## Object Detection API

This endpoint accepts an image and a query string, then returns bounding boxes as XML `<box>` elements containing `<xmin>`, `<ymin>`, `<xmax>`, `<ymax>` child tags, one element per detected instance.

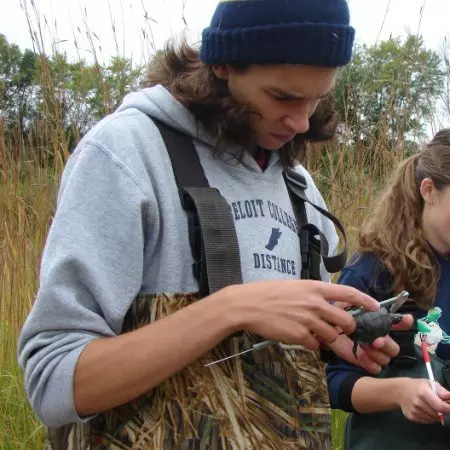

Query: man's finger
<box><xmin>318</xmin><ymin>283</ymin><xmax>379</xmax><ymax>312</ymax></box>
<box><xmin>306</xmin><ymin>316</ymin><xmax>340</xmax><ymax>344</ymax></box>
<box><xmin>320</xmin><ymin>303</ymin><xmax>357</xmax><ymax>335</ymax></box>
<box><xmin>332</xmin><ymin>301</ymin><xmax>352</xmax><ymax>310</ymax></box>
<box><xmin>298</xmin><ymin>332</ymin><xmax>322</xmax><ymax>351</ymax></box>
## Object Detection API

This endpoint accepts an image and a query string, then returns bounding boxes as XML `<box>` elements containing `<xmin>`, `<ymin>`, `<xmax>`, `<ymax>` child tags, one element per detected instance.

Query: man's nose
<box><xmin>283</xmin><ymin>110</ymin><xmax>310</xmax><ymax>134</ymax></box>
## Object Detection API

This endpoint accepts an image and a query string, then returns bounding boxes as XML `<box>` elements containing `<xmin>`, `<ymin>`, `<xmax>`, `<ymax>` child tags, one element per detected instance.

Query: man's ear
<box><xmin>212</xmin><ymin>64</ymin><xmax>230</xmax><ymax>80</ymax></box>
<box><xmin>420</xmin><ymin>178</ymin><xmax>436</xmax><ymax>204</ymax></box>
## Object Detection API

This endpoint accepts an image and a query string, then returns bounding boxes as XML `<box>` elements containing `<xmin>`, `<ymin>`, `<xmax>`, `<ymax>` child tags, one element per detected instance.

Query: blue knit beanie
<box><xmin>201</xmin><ymin>0</ymin><xmax>355</xmax><ymax>67</ymax></box>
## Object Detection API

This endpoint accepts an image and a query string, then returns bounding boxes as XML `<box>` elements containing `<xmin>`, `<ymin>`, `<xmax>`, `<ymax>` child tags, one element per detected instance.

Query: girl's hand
<box><xmin>397</xmin><ymin>378</ymin><xmax>450</xmax><ymax>424</ymax></box>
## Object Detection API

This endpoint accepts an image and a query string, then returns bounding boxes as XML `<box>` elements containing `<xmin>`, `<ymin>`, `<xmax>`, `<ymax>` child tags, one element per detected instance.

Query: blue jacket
<box><xmin>326</xmin><ymin>251</ymin><xmax>450</xmax><ymax>412</ymax></box>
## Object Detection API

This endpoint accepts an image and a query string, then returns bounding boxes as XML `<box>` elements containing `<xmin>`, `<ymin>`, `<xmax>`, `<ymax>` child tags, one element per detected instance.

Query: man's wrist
<box><xmin>203</xmin><ymin>284</ymin><xmax>247</xmax><ymax>336</ymax></box>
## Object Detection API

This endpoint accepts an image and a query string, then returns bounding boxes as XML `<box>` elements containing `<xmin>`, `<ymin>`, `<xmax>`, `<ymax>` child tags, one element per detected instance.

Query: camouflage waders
<box><xmin>46</xmin><ymin>293</ymin><xmax>332</xmax><ymax>449</ymax></box>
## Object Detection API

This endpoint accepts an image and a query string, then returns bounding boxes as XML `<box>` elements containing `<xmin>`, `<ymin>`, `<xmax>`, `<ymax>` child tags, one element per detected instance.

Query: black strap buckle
<box><xmin>284</xmin><ymin>168</ymin><xmax>308</xmax><ymax>191</ymax></box>
<box><xmin>179</xmin><ymin>188</ymin><xmax>208</xmax><ymax>294</ymax></box>
<box><xmin>179</xmin><ymin>187</ymin><xmax>196</xmax><ymax>211</ymax></box>
<box><xmin>300</xmin><ymin>226</ymin><xmax>322</xmax><ymax>280</ymax></box>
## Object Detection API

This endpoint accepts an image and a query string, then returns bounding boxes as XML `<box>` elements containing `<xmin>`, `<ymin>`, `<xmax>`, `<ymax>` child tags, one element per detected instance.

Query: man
<box><xmin>18</xmin><ymin>1</ymin><xmax>410</xmax><ymax>448</ymax></box>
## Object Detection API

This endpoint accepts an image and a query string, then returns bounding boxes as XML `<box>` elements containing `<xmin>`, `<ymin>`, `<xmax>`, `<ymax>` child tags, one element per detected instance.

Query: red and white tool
<box><xmin>420</xmin><ymin>333</ymin><xmax>445</xmax><ymax>426</ymax></box>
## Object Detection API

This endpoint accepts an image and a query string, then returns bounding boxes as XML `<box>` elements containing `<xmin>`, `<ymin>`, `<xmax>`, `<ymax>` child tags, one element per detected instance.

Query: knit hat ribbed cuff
<box><xmin>201</xmin><ymin>22</ymin><xmax>355</xmax><ymax>67</ymax></box>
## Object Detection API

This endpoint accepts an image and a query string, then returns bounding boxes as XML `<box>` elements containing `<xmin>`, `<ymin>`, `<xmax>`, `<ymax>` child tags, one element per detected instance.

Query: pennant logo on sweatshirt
<box><xmin>265</xmin><ymin>228</ymin><xmax>282</xmax><ymax>251</ymax></box>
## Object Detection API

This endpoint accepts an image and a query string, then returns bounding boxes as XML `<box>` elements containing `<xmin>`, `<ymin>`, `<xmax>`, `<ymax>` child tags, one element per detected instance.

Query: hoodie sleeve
<box><xmin>17</xmin><ymin>139</ymin><xmax>154</xmax><ymax>427</ymax></box>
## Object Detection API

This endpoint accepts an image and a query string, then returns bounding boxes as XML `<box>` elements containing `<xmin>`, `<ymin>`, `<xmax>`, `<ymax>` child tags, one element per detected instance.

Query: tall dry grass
<box><xmin>0</xmin><ymin>1</ymin><xmax>431</xmax><ymax>449</ymax></box>
<box><xmin>0</xmin><ymin>47</ymin><xmax>70</xmax><ymax>447</ymax></box>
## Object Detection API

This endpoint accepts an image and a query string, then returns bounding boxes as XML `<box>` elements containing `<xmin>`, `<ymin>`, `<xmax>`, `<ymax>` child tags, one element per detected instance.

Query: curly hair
<box><xmin>144</xmin><ymin>38</ymin><xmax>340</xmax><ymax>167</ymax></box>
<box><xmin>359</xmin><ymin>129</ymin><xmax>450</xmax><ymax>308</ymax></box>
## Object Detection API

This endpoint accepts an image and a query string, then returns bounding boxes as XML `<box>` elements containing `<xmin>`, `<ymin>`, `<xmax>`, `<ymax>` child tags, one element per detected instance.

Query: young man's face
<box><xmin>214</xmin><ymin>64</ymin><xmax>338</xmax><ymax>150</ymax></box>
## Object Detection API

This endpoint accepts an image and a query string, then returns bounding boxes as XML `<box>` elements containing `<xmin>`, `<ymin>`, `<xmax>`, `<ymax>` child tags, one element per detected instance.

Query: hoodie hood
<box><xmin>117</xmin><ymin>85</ymin><xmax>216</xmax><ymax>146</ymax></box>
<box><xmin>116</xmin><ymin>84</ymin><xmax>281</xmax><ymax>172</ymax></box>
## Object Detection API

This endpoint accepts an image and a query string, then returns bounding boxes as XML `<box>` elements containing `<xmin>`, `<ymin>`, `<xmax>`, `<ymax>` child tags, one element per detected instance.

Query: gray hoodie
<box><xmin>17</xmin><ymin>84</ymin><xmax>339</xmax><ymax>427</ymax></box>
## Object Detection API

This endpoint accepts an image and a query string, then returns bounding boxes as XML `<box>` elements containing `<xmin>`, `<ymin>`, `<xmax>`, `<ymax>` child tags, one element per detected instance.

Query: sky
<box><xmin>1</xmin><ymin>0</ymin><xmax>450</xmax><ymax>66</ymax></box>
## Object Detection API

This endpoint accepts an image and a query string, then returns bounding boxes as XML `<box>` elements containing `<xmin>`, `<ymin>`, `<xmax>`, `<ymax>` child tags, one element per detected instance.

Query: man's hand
<box><xmin>233</xmin><ymin>280</ymin><xmax>379</xmax><ymax>350</ymax></box>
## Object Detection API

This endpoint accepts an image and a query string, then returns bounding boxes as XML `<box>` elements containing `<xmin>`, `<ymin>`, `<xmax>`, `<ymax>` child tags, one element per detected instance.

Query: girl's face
<box><xmin>213</xmin><ymin>64</ymin><xmax>337</xmax><ymax>150</ymax></box>
<box><xmin>421</xmin><ymin>180</ymin><xmax>450</xmax><ymax>256</ymax></box>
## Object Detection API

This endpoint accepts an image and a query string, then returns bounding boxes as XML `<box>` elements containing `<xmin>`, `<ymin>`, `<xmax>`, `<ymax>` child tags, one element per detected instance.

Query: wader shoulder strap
<box><xmin>284</xmin><ymin>168</ymin><xmax>348</xmax><ymax>278</ymax></box>
<box><xmin>153</xmin><ymin>117</ymin><xmax>347</xmax><ymax>290</ymax></box>
<box><xmin>152</xmin><ymin>118</ymin><xmax>243</xmax><ymax>296</ymax></box>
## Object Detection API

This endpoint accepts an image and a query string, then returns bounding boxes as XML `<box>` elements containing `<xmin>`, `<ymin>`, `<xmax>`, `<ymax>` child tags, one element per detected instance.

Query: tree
<box><xmin>0</xmin><ymin>32</ymin><xmax>145</xmax><ymax>154</ymax></box>
<box><xmin>0</xmin><ymin>34</ymin><xmax>38</xmax><ymax>133</ymax></box>
<box><xmin>335</xmin><ymin>35</ymin><xmax>444</xmax><ymax>150</ymax></box>
<box><xmin>437</xmin><ymin>35</ymin><xmax>450</xmax><ymax>128</ymax></box>
<box><xmin>25</xmin><ymin>51</ymin><xmax>144</xmax><ymax>152</ymax></box>
<box><xmin>85</xmin><ymin>56</ymin><xmax>144</xmax><ymax>123</ymax></box>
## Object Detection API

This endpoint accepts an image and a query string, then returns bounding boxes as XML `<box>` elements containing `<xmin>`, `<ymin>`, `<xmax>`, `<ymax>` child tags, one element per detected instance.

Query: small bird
<box><xmin>349</xmin><ymin>291</ymin><xmax>410</xmax><ymax>358</ymax></box>
<box><xmin>351</xmin><ymin>307</ymin><xmax>403</xmax><ymax>358</ymax></box>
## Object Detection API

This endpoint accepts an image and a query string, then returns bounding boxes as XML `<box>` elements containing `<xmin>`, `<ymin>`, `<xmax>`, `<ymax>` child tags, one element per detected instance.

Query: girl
<box><xmin>327</xmin><ymin>129</ymin><xmax>450</xmax><ymax>449</ymax></box>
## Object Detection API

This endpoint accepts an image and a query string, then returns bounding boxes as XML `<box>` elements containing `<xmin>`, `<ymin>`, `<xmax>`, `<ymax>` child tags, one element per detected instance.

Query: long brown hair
<box><xmin>359</xmin><ymin>129</ymin><xmax>450</xmax><ymax>308</ymax></box>
<box><xmin>144</xmin><ymin>38</ymin><xmax>340</xmax><ymax>167</ymax></box>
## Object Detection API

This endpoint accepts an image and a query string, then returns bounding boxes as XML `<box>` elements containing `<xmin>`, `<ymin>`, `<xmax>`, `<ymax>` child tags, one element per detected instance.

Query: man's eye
<box><xmin>273</xmin><ymin>94</ymin><xmax>291</xmax><ymax>102</ymax></box>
